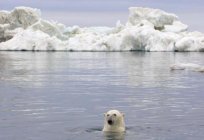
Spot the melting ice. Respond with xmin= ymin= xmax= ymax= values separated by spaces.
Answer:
xmin=0 ymin=7 xmax=204 ymax=51
xmin=170 ymin=63 xmax=204 ymax=72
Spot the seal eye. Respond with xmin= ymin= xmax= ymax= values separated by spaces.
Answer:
xmin=107 ymin=114 xmax=110 ymax=116
xmin=113 ymin=114 xmax=117 ymax=117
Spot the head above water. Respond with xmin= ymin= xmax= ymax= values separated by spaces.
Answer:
xmin=103 ymin=110 xmax=125 ymax=132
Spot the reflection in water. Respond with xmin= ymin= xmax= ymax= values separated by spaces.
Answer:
xmin=103 ymin=132 xmax=125 ymax=140
xmin=0 ymin=52 xmax=204 ymax=140
xmin=1 ymin=52 xmax=204 ymax=88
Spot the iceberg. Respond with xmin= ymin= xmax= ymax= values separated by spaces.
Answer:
xmin=0 ymin=6 xmax=204 ymax=51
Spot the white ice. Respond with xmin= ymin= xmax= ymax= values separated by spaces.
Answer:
xmin=0 ymin=6 xmax=204 ymax=51
xmin=170 ymin=63 xmax=204 ymax=72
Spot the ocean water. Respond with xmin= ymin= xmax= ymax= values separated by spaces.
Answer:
xmin=0 ymin=51 xmax=204 ymax=140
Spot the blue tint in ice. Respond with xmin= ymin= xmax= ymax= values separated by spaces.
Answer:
xmin=1 ymin=7 xmax=204 ymax=51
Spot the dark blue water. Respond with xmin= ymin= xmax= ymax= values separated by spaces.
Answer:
xmin=0 ymin=52 xmax=204 ymax=140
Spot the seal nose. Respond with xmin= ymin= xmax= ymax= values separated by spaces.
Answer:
xmin=107 ymin=119 xmax=113 ymax=125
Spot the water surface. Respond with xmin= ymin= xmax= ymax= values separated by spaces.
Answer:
xmin=0 ymin=52 xmax=204 ymax=140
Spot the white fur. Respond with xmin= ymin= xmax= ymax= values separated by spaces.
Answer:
xmin=102 ymin=110 xmax=125 ymax=132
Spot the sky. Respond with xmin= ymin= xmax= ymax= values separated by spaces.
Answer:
xmin=0 ymin=0 xmax=204 ymax=32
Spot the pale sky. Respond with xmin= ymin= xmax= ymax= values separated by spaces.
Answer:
xmin=1 ymin=0 xmax=204 ymax=32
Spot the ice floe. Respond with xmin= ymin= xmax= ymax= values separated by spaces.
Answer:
xmin=170 ymin=63 xmax=204 ymax=72
xmin=0 ymin=6 xmax=204 ymax=51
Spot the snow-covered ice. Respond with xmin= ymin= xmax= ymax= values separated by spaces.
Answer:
xmin=0 ymin=6 xmax=204 ymax=51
